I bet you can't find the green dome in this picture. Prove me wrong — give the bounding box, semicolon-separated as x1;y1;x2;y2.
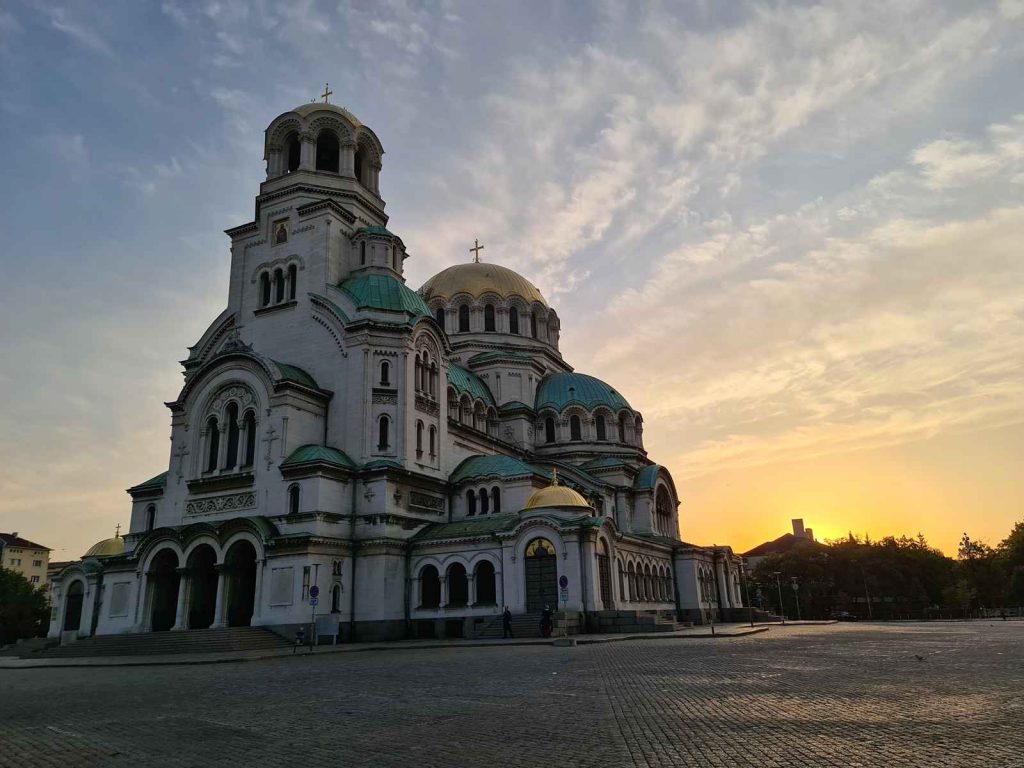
535;372;631;412
338;274;431;320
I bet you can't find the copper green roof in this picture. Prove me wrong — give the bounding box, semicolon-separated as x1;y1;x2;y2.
450;455;536;485
467;350;533;366
271;361;320;389
355;225;397;238
413;514;518;542
128;471;168;492
633;464;661;491
447;364;495;406
361;459;405;471
499;400;534;414
535;372;631;412
282;444;357;469
339;274;430;318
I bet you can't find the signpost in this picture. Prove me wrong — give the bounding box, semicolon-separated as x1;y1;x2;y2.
557;575;569;636
309;584;320;651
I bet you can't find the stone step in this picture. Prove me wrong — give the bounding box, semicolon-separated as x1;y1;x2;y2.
26;627;292;658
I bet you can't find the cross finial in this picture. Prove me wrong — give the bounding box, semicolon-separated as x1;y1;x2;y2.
551;467;559;486
470;238;484;263
115;523;121;537
321;83;333;103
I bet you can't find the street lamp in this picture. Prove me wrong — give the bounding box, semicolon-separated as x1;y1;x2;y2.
772;571;785;625
741;568;754;627
790;576;801;621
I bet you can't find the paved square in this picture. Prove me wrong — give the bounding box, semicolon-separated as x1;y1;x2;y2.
2;623;1022;767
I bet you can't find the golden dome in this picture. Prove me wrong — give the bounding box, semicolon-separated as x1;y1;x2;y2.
524;469;591;510
84;530;124;558
420;262;548;307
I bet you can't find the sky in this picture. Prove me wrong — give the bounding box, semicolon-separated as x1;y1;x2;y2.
1;0;1023;562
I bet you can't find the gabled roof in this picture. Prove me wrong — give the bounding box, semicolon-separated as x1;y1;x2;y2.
338;274;431;319
412;514;519;542
450;454;536;485
0;533;50;551
447;364;495;406
281;444;357;470
128;471;168;494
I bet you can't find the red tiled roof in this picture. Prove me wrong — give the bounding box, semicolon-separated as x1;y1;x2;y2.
741;532;822;559
0;533;51;551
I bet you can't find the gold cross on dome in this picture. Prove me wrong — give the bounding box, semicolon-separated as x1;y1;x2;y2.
321;83;333;103
470;238;485;263
115;523;121;537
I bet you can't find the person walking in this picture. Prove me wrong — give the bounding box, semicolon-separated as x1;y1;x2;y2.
541;605;553;638
502;606;513;638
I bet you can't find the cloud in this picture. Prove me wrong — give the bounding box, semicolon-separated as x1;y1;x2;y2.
46;7;115;58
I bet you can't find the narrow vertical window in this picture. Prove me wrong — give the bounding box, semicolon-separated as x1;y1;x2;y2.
242;410;257;466
146;505;156;531
225;403;240;468
377;415;389;451
288;484;300;515
467;489;476;516
260;272;271;307
484;304;495;332
206;416;220;472
435;306;445;329
545;417;555;444
288;264;297;301
380;360;390;386
458;304;470;332
531;311;539;339
492;486;501;514
361;242;366;265
480;489;489;515
274;268;284;303
416;421;424;456
596;415;606;441
429;426;436;457
509;307;519;335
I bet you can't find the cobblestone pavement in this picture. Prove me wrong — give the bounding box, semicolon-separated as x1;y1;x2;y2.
2;623;1022;767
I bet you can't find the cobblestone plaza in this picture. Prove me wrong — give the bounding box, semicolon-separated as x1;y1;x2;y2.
2;623;1021;767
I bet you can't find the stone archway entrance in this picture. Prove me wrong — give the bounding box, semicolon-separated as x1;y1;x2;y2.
63;580;84;632
597;540;613;609
186;545;218;630
524;538;558;613
225;540;257;627
149;549;180;632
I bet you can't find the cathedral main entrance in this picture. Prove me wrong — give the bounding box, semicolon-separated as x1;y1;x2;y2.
597;540;613;609
225;540;257;627
186;545;218;629
524;538;558;613
149;549;180;632
63;580;84;632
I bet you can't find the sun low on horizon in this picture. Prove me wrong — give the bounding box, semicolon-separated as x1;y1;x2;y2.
1;1;1023;564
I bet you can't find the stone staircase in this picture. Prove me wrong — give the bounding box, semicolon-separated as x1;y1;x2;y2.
594;609;692;634
473;611;582;639
18;627;292;659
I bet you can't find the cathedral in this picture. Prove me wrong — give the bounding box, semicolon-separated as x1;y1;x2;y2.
48;99;746;644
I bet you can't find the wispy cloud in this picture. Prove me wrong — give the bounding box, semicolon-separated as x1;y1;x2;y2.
46;7;115;58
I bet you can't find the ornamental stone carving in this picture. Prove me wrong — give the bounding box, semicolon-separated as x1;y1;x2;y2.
186;491;257;516
211;384;257;413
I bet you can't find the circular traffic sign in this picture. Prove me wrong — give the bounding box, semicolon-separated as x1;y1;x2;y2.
558;575;568;589
309;585;320;599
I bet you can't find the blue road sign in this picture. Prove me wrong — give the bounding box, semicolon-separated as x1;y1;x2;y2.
309;597;319;607
558;575;569;589
309;585;320;599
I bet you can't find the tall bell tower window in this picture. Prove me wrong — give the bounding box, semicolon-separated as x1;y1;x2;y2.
284;133;300;173
509;307;519;335
458;305;470;332
484;304;495;332
315;130;340;172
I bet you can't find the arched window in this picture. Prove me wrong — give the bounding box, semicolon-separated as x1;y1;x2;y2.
618;414;627;443
509;307;519;335
466;489;476;516
225;402;240;468
420;565;440;608
284;133;300;173
146;504;156;531
434;306;445;329
288;264;297;301
475;561;496;605
428;426;436;457
288;484;300;515
447;563;468;607
206;416;219;472
484;304;495;332
360;241;366;266
492;486;501;514
429;363;437;397
416;420;424;456
380;360;390;386
570;415;582;441
242;410;256;467
315;129;340;172
596;414;607;441
274;268;285;303
392;247;400;271
458;304;470;332
331;584;341;613
545;417;556;444
377;415;389;451
259;272;271;307
354;147;364;184
479;489;489;515
531;311;539;339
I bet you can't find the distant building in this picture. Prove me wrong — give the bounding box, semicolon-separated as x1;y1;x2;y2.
0;533;51;588
742;519;820;570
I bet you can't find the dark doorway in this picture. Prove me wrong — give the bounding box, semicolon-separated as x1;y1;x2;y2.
475;561;496;606
187;545;218;629
598;550;613;609
225;540;257;627
63;580;84;631
524;538;558;613
149;549;180;632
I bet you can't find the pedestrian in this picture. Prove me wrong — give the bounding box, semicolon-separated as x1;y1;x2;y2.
541;604;553;638
502;606;513;638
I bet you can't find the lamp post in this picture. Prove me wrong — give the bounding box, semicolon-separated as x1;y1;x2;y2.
791;576;801;621
772;571;785;625
741;568;754;627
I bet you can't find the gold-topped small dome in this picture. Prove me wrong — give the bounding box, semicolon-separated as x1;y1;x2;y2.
84;527;124;559
524;469;590;510
420;262;548;307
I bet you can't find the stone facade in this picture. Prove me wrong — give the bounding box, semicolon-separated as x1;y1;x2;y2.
48;101;744;644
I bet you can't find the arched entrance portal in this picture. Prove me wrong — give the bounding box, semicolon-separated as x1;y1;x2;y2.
63;580;84;632
597;540;613;609
149;549;180;632
524;538;558;613
186;545;218;629
225;540;257;627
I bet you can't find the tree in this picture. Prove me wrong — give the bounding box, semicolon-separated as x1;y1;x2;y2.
0;567;50;644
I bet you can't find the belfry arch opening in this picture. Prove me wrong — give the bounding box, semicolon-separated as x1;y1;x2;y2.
284;132;301;173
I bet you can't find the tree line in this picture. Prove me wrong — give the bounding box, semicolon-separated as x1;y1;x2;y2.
748;520;1024;620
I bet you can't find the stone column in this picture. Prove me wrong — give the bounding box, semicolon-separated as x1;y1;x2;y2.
299;133;315;171
715;559;731;610
468;573;476;606
217;423;229;471
134;570;150;632
439;576;448;609
211;564;227;628
340;143;355;177
251;558;265;625
172;567;189;631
